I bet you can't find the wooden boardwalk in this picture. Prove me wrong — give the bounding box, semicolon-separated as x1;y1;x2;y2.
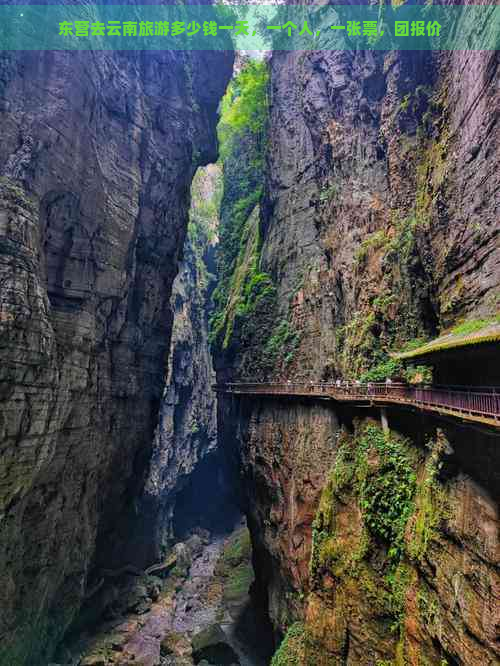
216;382;500;429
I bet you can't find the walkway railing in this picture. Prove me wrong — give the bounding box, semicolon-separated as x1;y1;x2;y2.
215;382;500;427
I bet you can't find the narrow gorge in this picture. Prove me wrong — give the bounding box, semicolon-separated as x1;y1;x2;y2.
0;6;499;666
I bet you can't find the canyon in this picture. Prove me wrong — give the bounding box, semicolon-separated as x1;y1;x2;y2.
0;11;499;666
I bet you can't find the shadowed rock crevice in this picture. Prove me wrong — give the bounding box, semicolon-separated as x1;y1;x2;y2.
172;449;241;542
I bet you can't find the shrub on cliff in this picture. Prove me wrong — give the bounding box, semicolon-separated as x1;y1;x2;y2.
210;59;272;363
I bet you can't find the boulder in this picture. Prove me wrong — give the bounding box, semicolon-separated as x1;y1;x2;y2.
191;624;239;665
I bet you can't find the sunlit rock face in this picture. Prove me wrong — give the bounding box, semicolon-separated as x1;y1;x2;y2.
0;43;233;664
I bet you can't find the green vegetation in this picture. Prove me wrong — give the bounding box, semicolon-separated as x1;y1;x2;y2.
210;204;276;352
271;623;306;666
210;60;271;358
188;169;222;244
308;421;452;657
341;87;456;376
218;59;269;163
340;213;433;378
359;357;403;382
400;336;430;352
358;343;433;384
395;312;500;360
355;229;388;265
317;183;338;203
385;215;422;264
210;59;301;374
213;187;262;295
224;562;254;602
397;86;433;118
356;426;417;561
449;313;500;336
265;319;301;366
335;311;379;379
187;165;222;292
217;527;252;571
399;93;411;112
417;585;440;632
407;434;450;562
415;119;449;225
0;176;37;212
311;424;417;583
385;562;414;631
215;528;255;604
404;364;433;384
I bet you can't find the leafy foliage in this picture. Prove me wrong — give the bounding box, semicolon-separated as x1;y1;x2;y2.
359;357;403;382
407;434;450;562
310;424;417;592
385;562;414;632
264;319;301;366
210;205;275;351
404;363;433;384
400;336;430;352
355;229;388;265
271;623;306;666
218;59;269;162
357;425;417;561
307;421;452;660
210;60;271;355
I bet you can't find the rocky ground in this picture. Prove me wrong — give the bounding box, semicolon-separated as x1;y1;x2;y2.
55;525;272;666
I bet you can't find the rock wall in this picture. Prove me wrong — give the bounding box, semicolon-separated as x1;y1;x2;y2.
216;47;499;665
138;164;238;561
0;41;232;664
225;398;499;665
260;47;498;381
216;48;498;381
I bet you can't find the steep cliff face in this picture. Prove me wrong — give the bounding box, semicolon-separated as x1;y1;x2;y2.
228;400;499;665
138;164;238;561
215;48;499;665
216;49;498;381
210;58;273;381
0;44;232;664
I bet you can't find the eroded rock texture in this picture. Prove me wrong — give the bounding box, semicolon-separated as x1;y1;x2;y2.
223;398;499;665
0;45;232;663
137;164;239;561
264;47;498;380
222;48;498;380
216;46;499;665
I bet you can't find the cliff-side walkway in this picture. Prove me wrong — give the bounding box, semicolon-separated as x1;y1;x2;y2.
215;382;500;428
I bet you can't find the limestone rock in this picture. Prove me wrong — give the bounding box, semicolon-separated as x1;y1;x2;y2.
215;42;499;666
190;624;239;665
0;22;233;665
160;630;192;659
